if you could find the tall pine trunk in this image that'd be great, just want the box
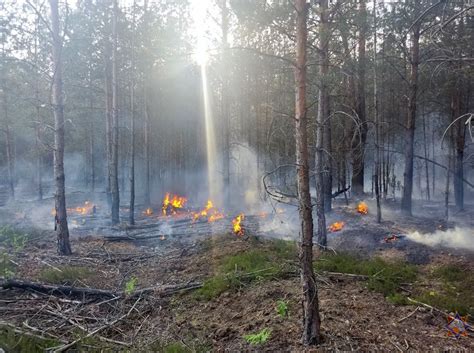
[401,23,420,216]
[129,0,136,225]
[295,0,321,345]
[50,0,71,255]
[351,0,367,196]
[373,0,381,223]
[316,0,329,244]
[319,0,331,214]
[221,0,230,206]
[110,0,120,224]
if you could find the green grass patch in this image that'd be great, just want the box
[243,328,271,345]
[315,253,417,297]
[415,264,474,316]
[0,226,28,251]
[0,327,59,353]
[146,340,211,353]
[194,239,296,300]
[38,266,93,285]
[276,299,289,317]
[0,252,16,278]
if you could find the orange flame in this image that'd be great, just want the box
[232,213,245,236]
[162,193,187,215]
[329,221,345,232]
[69,201,94,215]
[193,200,224,223]
[143,207,153,216]
[357,202,368,215]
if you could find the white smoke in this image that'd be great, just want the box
[406,227,474,251]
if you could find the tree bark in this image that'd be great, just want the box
[110,0,120,225]
[315,0,329,244]
[401,23,420,216]
[129,0,136,225]
[373,0,381,223]
[221,0,230,207]
[295,0,321,345]
[50,0,71,255]
[351,0,367,196]
[319,0,331,214]
[104,43,113,206]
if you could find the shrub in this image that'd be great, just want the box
[39,266,93,285]
[243,328,271,345]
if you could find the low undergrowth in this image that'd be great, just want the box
[39,265,93,285]
[314,253,418,301]
[194,239,297,300]
[0,327,59,353]
[415,264,474,316]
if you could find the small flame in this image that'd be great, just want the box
[232,213,245,236]
[357,202,368,215]
[329,221,345,232]
[144,207,153,216]
[193,200,224,223]
[69,201,94,215]
[162,193,187,215]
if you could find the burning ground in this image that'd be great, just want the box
[1,197,474,351]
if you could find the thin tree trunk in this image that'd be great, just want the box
[105,44,113,206]
[88,69,95,193]
[221,0,230,206]
[295,0,321,345]
[351,0,367,196]
[143,89,151,206]
[373,0,381,223]
[129,0,136,225]
[319,0,331,214]
[110,0,120,224]
[401,23,420,216]
[49,0,71,255]
[315,0,328,247]
[34,14,42,200]
[422,112,430,200]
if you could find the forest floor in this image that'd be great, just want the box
[0,197,474,352]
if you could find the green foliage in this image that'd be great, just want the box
[38,266,92,285]
[0,327,59,353]
[432,264,464,283]
[415,264,474,316]
[195,240,296,300]
[0,226,28,251]
[0,252,15,278]
[387,293,410,305]
[195,275,232,300]
[243,328,271,345]
[315,253,417,297]
[147,340,211,353]
[125,277,138,295]
[276,300,289,318]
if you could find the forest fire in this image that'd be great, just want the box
[70,201,95,215]
[357,202,368,215]
[143,208,153,216]
[192,200,224,223]
[329,221,345,232]
[232,213,245,236]
[162,193,187,215]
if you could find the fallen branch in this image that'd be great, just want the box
[0,320,67,344]
[0,277,202,299]
[50,297,142,353]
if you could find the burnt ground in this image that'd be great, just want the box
[0,197,474,352]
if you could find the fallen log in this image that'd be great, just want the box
[0,277,202,299]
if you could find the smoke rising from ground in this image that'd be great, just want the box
[406,227,474,251]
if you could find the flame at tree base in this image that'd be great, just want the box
[232,213,245,236]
